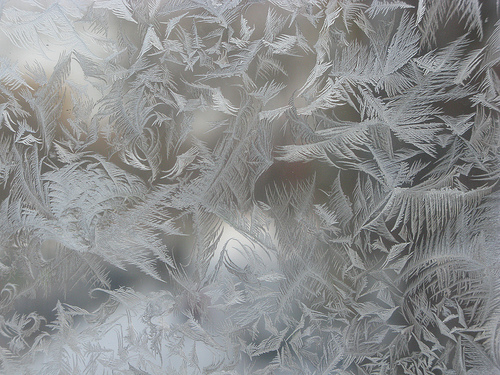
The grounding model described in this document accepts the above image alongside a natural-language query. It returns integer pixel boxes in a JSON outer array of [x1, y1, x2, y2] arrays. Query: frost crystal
[[0, 1, 499, 374]]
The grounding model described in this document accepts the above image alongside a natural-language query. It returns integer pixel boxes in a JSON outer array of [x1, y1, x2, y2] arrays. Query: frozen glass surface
[[0, 1, 499, 373]]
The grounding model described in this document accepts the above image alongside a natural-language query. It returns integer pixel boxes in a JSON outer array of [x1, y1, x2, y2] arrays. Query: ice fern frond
[[0, 1, 499, 374]]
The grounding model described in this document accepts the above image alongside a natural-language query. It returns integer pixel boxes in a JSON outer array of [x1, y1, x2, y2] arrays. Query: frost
[[0, 0, 499, 374]]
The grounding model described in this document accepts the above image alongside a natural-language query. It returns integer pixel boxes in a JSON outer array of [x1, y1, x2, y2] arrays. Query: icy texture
[[0, 0, 499, 374]]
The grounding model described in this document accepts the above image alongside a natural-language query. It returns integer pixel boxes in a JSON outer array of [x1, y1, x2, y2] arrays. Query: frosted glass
[[0, 1, 499, 373]]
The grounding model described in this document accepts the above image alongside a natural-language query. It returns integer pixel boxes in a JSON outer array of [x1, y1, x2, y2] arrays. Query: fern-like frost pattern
[[0, 0, 499, 374]]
